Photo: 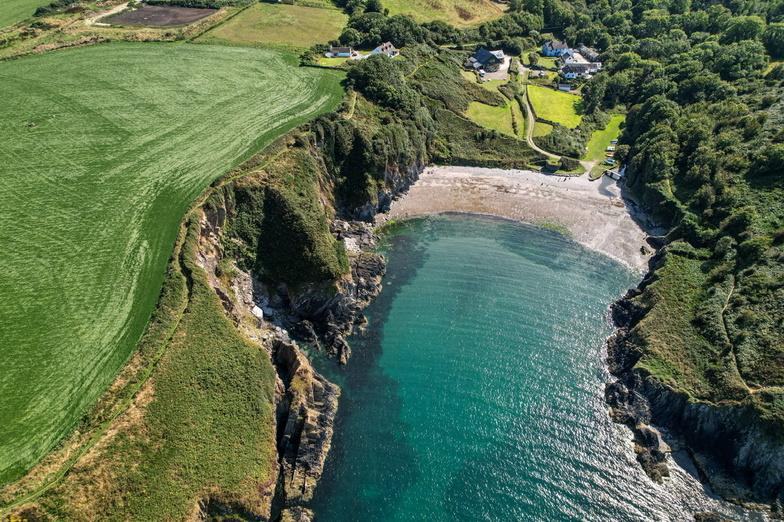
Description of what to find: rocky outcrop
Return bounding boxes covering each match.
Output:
[284,220,386,364]
[606,274,784,512]
[194,204,342,519]
[272,339,339,508]
[280,506,315,522]
[348,161,424,222]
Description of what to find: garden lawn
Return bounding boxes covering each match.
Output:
[197,3,347,50]
[465,101,515,137]
[317,56,349,66]
[527,84,582,128]
[0,42,343,485]
[384,0,505,27]
[0,0,49,28]
[585,115,624,163]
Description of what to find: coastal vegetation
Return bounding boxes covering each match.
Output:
[3,0,784,514]
[0,42,342,486]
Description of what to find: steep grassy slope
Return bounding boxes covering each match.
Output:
[30,217,279,520]
[0,42,343,485]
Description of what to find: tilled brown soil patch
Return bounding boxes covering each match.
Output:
[108,4,217,26]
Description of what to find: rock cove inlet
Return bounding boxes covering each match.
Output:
[308,215,763,521]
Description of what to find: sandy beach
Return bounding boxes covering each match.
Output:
[384,166,658,273]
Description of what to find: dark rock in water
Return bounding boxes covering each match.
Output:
[606,328,641,375]
[290,319,318,343]
[634,425,661,449]
[605,255,784,508]
[636,447,669,483]
[609,289,643,326]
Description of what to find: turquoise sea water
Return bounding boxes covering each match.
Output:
[308,214,762,521]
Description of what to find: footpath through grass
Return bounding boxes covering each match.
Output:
[197,3,347,50]
[0,42,343,485]
[527,84,583,128]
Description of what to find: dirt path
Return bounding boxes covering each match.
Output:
[385,166,655,272]
[520,68,599,173]
[522,85,559,161]
[84,2,128,25]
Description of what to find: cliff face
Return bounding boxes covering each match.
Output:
[194,125,423,515]
[348,161,424,222]
[606,267,784,512]
[272,339,339,507]
[197,201,342,519]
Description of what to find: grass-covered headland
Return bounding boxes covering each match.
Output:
[2,0,784,515]
[0,43,343,488]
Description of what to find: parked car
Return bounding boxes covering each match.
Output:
[606,146,616,151]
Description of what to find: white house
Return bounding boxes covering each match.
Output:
[542,40,569,56]
[371,41,398,57]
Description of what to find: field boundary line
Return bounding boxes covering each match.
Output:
[0,226,192,516]
[187,2,254,43]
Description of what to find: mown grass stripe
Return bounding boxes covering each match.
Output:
[0,42,343,485]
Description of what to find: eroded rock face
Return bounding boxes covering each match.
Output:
[347,161,423,222]
[280,506,315,522]
[606,268,784,509]
[273,340,339,507]
[284,220,386,364]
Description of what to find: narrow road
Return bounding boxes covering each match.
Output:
[521,78,559,160]
[519,67,601,175]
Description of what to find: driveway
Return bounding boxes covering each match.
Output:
[482,54,511,81]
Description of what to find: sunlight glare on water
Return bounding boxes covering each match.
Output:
[308,214,765,522]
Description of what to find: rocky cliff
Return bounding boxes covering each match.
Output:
[605,260,784,514]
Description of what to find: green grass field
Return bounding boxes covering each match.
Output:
[527,85,583,128]
[0,0,48,29]
[533,121,553,137]
[317,56,350,66]
[585,114,624,163]
[198,3,347,50]
[0,42,343,485]
[465,101,515,137]
[384,0,505,27]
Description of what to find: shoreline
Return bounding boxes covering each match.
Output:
[383,166,664,273]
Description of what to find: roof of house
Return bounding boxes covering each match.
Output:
[544,41,569,51]
[472,48,503,65]
[561,63,591,73]
[330,46,352,54]
[577,44,600,61]
[374,41,396,53]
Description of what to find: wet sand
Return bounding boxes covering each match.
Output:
[384,166,655,273]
